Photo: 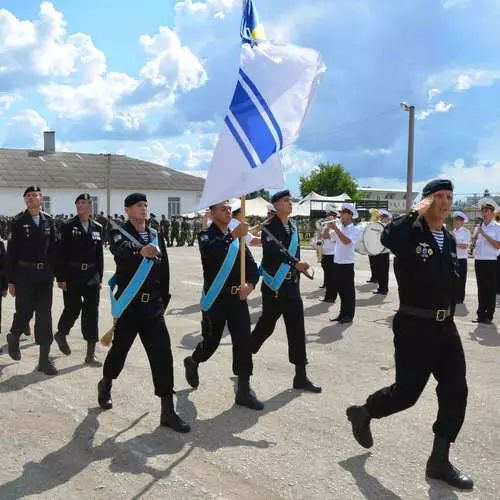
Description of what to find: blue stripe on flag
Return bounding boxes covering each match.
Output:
[239,69,283,150]
[229,81,277,165]
[224,116,258,169]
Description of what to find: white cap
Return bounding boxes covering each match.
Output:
[478,197,499,211]
[230,199,242,212]
[267,203,277,213]
[340,202,358,219]
[379,209,392,219]
[325,203,339,214]
[452,211,469,223]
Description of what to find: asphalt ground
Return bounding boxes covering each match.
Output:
[0,246,498,499]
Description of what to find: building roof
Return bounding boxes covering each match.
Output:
[358,187,419,195]
[0,148,204,191]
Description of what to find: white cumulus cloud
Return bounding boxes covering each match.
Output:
[417,100,455,120]
[4,109,49,148]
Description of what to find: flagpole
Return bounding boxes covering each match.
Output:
[240,0,247,291]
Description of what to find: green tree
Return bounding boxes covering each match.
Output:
[299,163,358,199]
[246,189,270,200]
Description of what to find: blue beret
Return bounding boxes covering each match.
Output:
[422,179,453,197]
[271,190,291,204]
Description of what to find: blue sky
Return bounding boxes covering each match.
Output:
[1,0,500,197]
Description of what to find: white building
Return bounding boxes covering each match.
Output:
[357,187,419,212]
[0,132,204,217]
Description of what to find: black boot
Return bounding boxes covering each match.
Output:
[293,365,322,393]
[160,394,190,433]
[98,377,113,410]
[346,405,373,449]
[235,376,264,410]
[6,333,21,361]
[426,435,473,490]
[37,344,58,375]
[84,342,102,367]
[54,331,71,355]
[184,356,199,389]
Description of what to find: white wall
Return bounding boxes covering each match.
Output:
[0,188,201,216]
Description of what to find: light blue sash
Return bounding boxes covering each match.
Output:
[200,238,240,311]
[260,228,299,292]
[109,234,158,319]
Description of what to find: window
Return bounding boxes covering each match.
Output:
[42,196,51,214]
[168,197,181,217]
[91,196,99,216]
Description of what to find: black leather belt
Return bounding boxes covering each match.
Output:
[399,304,451,322]
[69,262,96,271]
[19,261,46,270]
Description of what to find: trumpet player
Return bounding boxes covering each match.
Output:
[452,211,470,304]
[319,205,339,303]
[472,199,500,324]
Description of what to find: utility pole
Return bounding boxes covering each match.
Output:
[400,102,415,212]
[106,153,111,216]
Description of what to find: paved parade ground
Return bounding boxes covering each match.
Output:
[0,246,498,499]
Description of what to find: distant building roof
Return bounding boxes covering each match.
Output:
[358,187,418,194]
[0,148,204,191]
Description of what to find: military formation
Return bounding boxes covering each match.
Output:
[1,181,500,493]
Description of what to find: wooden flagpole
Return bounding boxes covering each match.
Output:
[239,196,246,289]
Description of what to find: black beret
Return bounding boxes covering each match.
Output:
[422,179,454,197]
[75,193,91,203]
[271,189,291,204]
[124,192,147,207]
[24,185,41,196]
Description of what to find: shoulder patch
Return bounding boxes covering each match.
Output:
[92,219,103,228]
[113,234,122,242]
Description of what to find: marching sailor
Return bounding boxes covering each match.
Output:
[98,193,190,433]
[346,179,473,490]
[371,209,392,295]
[251,190,321,393]
[184,200,263,410]
[54,193,104,365]
[452,211,470,304]
[472,198,500,324]
[6,186,58,375]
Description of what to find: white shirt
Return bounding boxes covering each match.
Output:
[228,218,255,245]
[474,221,500,261]
[454,226,470,260]
[322,227,337,255]
[334,223,360,264]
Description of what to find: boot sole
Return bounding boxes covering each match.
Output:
[425,473,474,490]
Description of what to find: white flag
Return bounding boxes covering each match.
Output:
[197,42,326,209]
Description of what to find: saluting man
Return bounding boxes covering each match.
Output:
[98,193,190,433]
[6,186,58,375]
[472,198,500,324]
[54,193,104,365]
[251,190,321,393]
[452,211,470,304]
[184,200,263,410]
[329,203,361,323]
[346,179,473,490]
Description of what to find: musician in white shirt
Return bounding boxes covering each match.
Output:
[319,204,338,303]
[329,203,360,323]
[452,211,470,304]
[472,199,500,324]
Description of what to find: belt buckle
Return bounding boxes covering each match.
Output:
[36,262,44,270]
[436,309,447,322]
[141,293,150,303]
[230,286,240,295]
[81,263,88,271]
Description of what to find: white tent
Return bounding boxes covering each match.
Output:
[292,191,351,217]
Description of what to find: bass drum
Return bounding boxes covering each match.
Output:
[363,221,385,255]
[354,222,369,255]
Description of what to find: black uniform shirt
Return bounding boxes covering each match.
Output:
[260,216,301,298]
[381,211,459,309]
[0,240,7,292]
[6,210,57,284]
[198,223,259,298]
[56,216,104,286]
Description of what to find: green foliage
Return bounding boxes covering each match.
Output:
[299,163,359,199]
[246,189,270,200]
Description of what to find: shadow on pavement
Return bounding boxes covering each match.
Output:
[303,301,333,317]
[356,295,387,307]
[426,478,460,499]
[307,323,351,345]
[468,324,500,347]
[0,363,85,393]
[454,303,469,317]
[168,303,201,316]
[339,452,402,500]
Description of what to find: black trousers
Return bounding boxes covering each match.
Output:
[193,295,253,376]
[456,259,468,303]
[368,255,377,282]
[372,253,390,293]
[321,254,337,300]
[366,312,468,442]
[10,281,53,345]
[103,309,174,396]
[57,284,100,342]
[333,263,355,320]
[475,260,497,321]
[497,255,500,294]
[251,292,307,365]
